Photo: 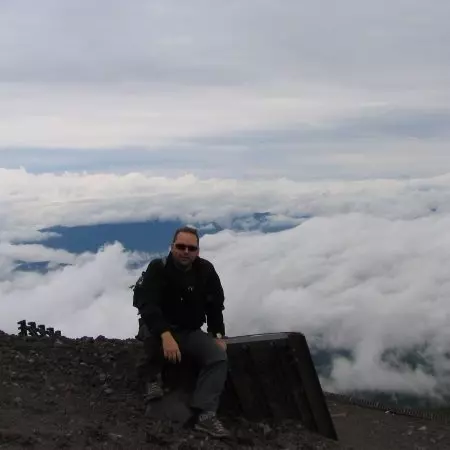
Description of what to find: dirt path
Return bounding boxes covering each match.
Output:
[327,398,450,450]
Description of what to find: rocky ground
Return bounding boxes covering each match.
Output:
[0,330,342,449]
[1,330,449,449]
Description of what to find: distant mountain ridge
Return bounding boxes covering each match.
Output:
[21,212,307,255]
[14,212,305,274]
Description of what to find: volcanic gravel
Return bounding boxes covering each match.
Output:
[0,330,342,449]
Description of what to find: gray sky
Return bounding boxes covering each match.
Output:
[1,0,449,178]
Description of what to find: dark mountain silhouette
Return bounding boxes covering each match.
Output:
[22,212,308,255]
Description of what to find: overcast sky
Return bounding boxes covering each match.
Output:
[1,0,449,178]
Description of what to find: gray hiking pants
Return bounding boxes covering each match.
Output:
[138,326,228,413]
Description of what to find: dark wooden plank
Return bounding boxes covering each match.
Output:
[246,340,296,420]
[287,333,338,440]
[225,343,271,420]
[271,339,317,429]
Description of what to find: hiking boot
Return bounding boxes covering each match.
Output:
[194,411,230,438]
[144,381,164,401]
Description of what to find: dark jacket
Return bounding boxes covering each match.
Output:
[133,252,226,337]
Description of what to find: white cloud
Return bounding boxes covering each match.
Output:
[0,242,75,276]
[2,168,450,242]
[0,243,139,335]
[2,169,450,400]
[203,216,450,398]
[1,214,450,400]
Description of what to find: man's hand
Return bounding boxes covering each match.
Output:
[215,338,227,351]
[161,332,181,363]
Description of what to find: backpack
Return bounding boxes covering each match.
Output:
[130,256,167,308]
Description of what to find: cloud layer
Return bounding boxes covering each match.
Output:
[2,168,450,242]
[2,169,450,401]
[2,215,450,400]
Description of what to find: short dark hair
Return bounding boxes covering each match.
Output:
[172,226,200,245]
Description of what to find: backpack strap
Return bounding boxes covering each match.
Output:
[130,256,167,290]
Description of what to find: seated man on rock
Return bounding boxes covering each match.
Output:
[133,226,230,438]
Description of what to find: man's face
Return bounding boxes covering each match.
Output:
[171,231,199,267]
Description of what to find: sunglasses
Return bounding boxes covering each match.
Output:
[174,243,198,252]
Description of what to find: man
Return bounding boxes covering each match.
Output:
[133,226,230,438]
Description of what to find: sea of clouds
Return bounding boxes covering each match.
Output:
[1,167,450,402]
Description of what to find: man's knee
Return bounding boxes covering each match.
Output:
[193,332,228,366]
[207,347,227,367]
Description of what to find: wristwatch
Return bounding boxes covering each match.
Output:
[215,333,223,339]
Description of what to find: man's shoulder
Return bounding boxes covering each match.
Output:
[195,257,216,273]
[146,256,168,271]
